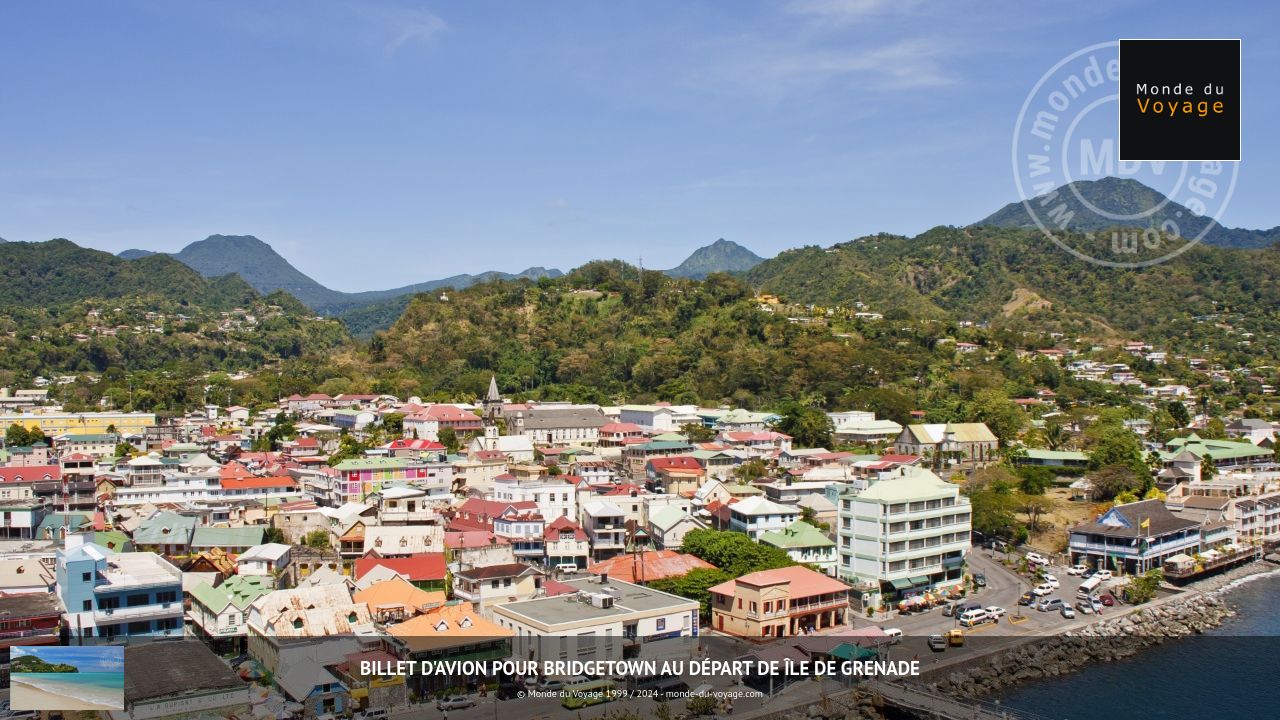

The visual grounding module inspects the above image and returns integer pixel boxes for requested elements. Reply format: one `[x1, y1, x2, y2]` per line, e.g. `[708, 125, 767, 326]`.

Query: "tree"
[4, 423, 45, 447]
[967, 389, 1026, 447]
[1164, 400, 1190, 428]
[263, 526, 286, 544]
[302, 530, 331, 549]
[114, 441, 136, 458]
[774, 402, 833, 449]
[680, 529, 793, 576]
[732, 458, 768, 484]
[1087, 424, 1147, 476]
[648, 568, 734, 616]
[327, 433, 367, 466]
[382, 412, 405, 436]
[963, 469, 1022, 540]
[1015, 466, 1054, 495]
[1088, 465, 1143, 502]
[680, 423, 717, 443]
[438, 426, 460, 454]
[1044, 420, 1070, 450]
[1124, 568, 1163, 604]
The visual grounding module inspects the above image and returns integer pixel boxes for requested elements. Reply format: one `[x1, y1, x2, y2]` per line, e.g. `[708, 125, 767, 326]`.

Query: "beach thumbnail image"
[9, 645, 124, 711]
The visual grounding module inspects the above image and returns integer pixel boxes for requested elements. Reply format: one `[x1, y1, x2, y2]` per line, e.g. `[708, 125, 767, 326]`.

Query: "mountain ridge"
[664, 238, 765, 278]
[975, 177, 1280, 249]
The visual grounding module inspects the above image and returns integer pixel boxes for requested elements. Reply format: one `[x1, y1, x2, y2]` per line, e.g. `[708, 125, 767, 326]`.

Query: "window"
[81, 572, 91, 582]
[83, 600, 92, 611]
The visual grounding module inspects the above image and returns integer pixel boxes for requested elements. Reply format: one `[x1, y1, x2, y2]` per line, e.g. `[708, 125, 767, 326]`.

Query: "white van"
[1077, 576, 1102, 597]
[880, 627, 903, 644]
[555, 563, 580, 574]
[958, 608, 991, 627]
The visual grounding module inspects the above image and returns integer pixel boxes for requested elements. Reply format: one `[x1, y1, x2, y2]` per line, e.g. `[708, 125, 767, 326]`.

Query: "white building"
[490, 576, 699, 665]
[491, 475, 577, 521]
[727, 496, 800, 541]
[837, 466, 971, 604]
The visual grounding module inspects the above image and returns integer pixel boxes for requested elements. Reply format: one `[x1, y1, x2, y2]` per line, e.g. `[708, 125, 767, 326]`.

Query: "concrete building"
[57, 534, 184, 640]
[1069, 499, 1202, 575]
[836, 466, 971, 604]
[708, 566, 850, 639]
[491, 576, 699, 665]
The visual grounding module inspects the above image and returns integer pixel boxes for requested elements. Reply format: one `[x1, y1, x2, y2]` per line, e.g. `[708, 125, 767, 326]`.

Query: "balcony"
[94, 602, 184, 623]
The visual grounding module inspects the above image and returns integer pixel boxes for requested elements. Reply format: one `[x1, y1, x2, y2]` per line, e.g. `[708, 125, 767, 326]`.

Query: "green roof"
[759, 520, 835, 550]
[92, 530, 133, 552]
[134, 511, 198, 545]
[62, 433, 117, 442]
[191, 526, 265, 548]
[36, 512, 92, 539]
[633, 441, 692, 452]
[1162, 436, 1271, 461]
[334, 457, 412, 470]
[190, 574, 273, 612]
[830, 643, 878, 662]
[849, 468, 959, 503]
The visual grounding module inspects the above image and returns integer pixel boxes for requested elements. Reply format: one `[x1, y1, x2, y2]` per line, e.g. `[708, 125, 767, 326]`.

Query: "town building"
[491, 576, 699, 663]
[1069, 499, 1202, 574]
[836, 466, 971, 605]
[57, 534, 184, 640]
[708, 566, 850, 639]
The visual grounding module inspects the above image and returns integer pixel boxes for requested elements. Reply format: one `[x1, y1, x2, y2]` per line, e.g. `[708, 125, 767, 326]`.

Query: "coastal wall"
[926, 593, 1233, 699]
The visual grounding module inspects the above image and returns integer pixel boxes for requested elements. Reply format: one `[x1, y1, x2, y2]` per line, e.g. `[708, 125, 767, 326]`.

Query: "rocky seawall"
[929, 593, 1233, 699]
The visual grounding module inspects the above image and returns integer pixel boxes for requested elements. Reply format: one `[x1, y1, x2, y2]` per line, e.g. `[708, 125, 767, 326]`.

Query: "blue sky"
[12, 645, 125, 673]
[1, 0, 1276, 290]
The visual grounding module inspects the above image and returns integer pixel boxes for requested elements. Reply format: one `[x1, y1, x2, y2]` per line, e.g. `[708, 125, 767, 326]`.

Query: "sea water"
[11, 671, 125, 709]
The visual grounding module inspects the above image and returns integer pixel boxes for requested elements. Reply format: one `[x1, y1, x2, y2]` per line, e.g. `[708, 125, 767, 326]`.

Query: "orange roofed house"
[388, 603, 513, 695]
[709, 566, 851, 639]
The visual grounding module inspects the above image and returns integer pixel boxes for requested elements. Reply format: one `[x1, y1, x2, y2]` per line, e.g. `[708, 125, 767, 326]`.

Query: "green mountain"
[1, 239, 259, 310]
[976, 177, 1280, 249]
[665, 238, 766, 278]
[11, 655, 78, 673]
[117, 248, 156, 260]
[744, 224, 1280, 339]
[125, 234, 564, 316]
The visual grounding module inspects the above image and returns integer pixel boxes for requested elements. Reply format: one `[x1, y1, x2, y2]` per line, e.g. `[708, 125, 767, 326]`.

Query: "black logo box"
[1119, 39, 1240, 161]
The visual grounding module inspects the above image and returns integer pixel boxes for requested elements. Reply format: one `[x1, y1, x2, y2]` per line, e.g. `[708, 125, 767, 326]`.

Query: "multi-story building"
[491, 474, 577, 520]
[0, 411, 155, 437]
[56, 534, 184, 640]
[727, 496, 800, 541]
[708, 566, 851, 639]
[837, 466, 971, 605]
[760, 520, 838, 576]
[0, 592, 62, 647]
[187, 575, 274, 648]
[331, 457, 439, 502]
[54, 433, 119, 458]
[1069, 499, 1202, 575]
[491, 576, 699, 664]
[451, 563, 543, 610]
[543, 516, 590, 570]
[581, 500, 627, 560]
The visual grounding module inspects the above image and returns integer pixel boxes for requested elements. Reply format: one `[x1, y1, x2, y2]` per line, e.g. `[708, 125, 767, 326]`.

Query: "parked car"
[1094, 570, 1113, 581]
[1076, 600, 1095, 614]
[1042, 573, 1060, 589]
[958, 608, 991, 627]
[538, 679, 566, 692]
[880, 627, 903, 644]
[928, 634, 948, 651]
[1025, 552, 1049, 566]
[1099, 592, 1116, 606]
[985, 605, 1007, 618]
[353, 709, 388, 720]
[973, 573, 987, 588]
[1067, 564, 1088, 576]
[944, 600, 980, 617]
[1036, 597, 1064, 612]
[1060, 605, 1076, 619]
[437, 695, 476, 711]
[1082, 567, 1097, 579]
[1033, 583, 1054, 596]
[1091, 598, 1105, 612]
[1018, 591, 1036, 606]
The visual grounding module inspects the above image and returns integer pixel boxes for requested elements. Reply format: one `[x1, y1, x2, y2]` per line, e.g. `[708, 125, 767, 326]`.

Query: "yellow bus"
[561, 679, 618, 709]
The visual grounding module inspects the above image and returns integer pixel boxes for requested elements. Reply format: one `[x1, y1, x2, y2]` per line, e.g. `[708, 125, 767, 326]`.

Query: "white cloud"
[785, 0, 924, 21]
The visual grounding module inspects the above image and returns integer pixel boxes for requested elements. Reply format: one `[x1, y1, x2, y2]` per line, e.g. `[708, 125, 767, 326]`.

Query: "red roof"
[647, 456, 705, 473]
[708, 565, 850, 599]
[220, 462, 255, 479]
[603, 483, 648, 497]
[424, 405, 481, 423]
[587, 550, 715, 583]
[600, 422, 644, 435]
[0, 465, 60, 483]
[544, 516, 588, 541]
[444, 530, 509, 549]
[292, 437, 319, 448]
[220, 475, 297, 490]
[876, 454, 920, 465]
[61, 452, 95, 462]
[353, 553, 447, 582]
[386, 438, 445, 452]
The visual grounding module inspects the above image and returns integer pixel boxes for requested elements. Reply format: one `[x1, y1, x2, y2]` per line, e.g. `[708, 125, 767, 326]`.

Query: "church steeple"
[483, 375, 503, 421]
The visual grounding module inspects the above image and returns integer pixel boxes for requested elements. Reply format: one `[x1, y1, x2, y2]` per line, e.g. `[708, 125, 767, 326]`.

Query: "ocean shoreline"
[10, 675, 124, 712]
[922, 559, 1280, 700]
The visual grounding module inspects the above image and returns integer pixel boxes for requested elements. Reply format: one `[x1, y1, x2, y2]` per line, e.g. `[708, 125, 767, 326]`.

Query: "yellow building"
[0, 411, 155, 436]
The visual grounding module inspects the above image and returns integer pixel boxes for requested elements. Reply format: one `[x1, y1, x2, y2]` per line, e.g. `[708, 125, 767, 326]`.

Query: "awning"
[943, 556, 965, 568]
[909, 575, 930, 586]
[889, 578, 914, 590]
